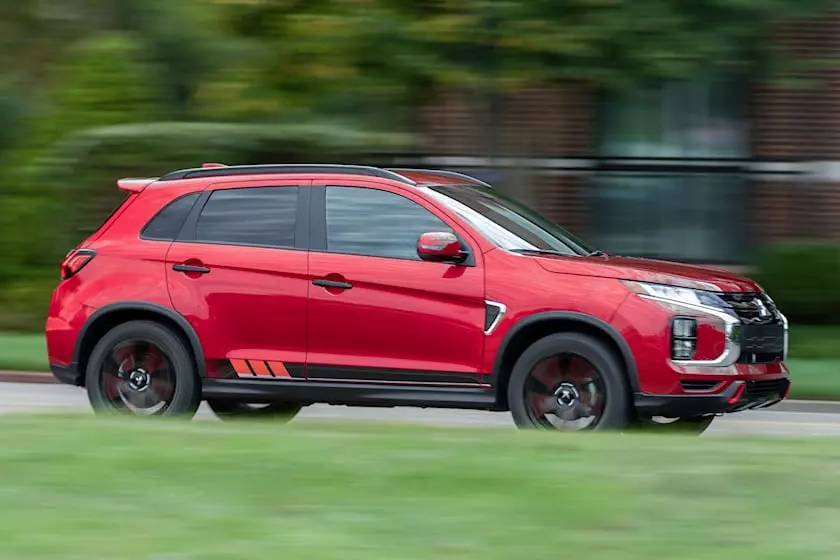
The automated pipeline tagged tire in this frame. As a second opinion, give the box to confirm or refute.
[507,332,632,431]
[630,415,715,435]
[206,400,302,422]
[85,320,201,418]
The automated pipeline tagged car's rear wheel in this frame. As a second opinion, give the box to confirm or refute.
[85,321,201,418]
[631,415,716,435]
[507,333,631,431]
[206,400,302,422]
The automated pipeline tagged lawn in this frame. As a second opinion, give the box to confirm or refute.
[2,330,838,399]
[789,325,840,360]
[1,415,840,559]
[0,332,48,371]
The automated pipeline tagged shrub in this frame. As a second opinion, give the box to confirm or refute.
[756,242,840,324]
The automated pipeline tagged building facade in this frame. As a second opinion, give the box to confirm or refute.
[388,12,840,265]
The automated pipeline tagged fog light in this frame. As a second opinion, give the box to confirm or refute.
[671,317,698,360]
[672,318,696,338]
[672,339,696,359]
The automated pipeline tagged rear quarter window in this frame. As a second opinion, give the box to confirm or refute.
[140,192,201,241]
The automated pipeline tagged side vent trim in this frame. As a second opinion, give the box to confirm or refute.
[484,301,507,335]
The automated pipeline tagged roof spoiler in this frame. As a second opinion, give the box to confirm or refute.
[117,178,158,193]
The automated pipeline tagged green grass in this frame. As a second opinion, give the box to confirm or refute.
[3,415,840,559]
[0,332,47,371]
[787,359,840,400]
[1,331,838,399]
[789,325,840,360]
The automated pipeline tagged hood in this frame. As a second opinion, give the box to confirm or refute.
[534,255,760,293]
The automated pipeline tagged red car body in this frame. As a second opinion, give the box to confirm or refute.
[46,164,790,423]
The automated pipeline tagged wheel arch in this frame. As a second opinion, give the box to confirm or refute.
[491,311,639,410]
[74,302,206,385]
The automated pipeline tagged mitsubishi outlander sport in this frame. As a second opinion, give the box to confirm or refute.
[46,164,791,433]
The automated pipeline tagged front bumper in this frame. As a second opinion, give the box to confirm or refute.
[634,377,791,417]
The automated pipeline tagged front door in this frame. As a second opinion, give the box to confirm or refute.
[166,180,310,379]
[306,182,487,386]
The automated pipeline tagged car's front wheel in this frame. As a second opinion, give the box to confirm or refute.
[206,400,302,422]
[85,321,201,418]
[507,333,632,431]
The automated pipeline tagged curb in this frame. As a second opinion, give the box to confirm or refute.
[0,371,57,384]
[772,400,840,414]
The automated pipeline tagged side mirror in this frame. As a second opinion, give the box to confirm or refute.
[417,231,466,264]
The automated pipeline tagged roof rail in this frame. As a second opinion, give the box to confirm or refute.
[158,164,416,185]
[386,168,493,189]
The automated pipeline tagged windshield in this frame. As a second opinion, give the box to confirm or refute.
[425,184,596,256]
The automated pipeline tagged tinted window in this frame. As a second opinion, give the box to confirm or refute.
[141,192,200,240]
[326,187,451,260]
[196,187,298,248]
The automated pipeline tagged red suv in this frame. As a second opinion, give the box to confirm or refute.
[46,164,790,433]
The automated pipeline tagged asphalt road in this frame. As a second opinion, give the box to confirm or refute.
[4,382,840,436]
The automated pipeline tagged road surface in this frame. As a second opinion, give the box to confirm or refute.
[3,382,840,436]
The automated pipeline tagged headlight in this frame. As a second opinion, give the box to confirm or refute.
[621,280,728,310]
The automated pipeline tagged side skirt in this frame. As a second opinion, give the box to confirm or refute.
[202,378,499,410]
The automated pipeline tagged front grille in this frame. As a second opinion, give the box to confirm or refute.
[739,324,785,364]
[742,379,788,401]
[719,292,781,325]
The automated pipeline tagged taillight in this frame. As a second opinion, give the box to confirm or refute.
[60,249,96,280]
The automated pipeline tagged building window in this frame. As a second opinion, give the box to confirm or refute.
[594,79,748,263]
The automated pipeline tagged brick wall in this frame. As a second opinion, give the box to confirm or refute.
[750,11,840,245]
[417,83,595,236]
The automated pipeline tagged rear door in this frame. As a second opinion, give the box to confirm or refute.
[305,181,487,385]
[166,179,311,379]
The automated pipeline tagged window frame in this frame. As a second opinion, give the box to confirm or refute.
[309,183,477,266]
[175,180,311,251]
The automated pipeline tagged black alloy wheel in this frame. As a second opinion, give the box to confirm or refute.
[508,333,631,431]
[86,321,201,417]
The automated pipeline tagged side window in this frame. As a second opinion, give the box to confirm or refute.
[141,192,200,241]
[326,186,452,260]
[196,186,298,248]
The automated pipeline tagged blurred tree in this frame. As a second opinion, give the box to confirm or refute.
[200,0,835,134]
[111,0,222,118]
[40,33,168,140]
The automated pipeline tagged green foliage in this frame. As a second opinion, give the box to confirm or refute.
[756,242,840,324]
[208,0,837,113]
[38,33,168,143]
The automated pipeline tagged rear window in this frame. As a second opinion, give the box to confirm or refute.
[140,192,200,241]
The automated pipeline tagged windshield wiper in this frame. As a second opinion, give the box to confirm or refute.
[587,250,607,257]
[509,248,572,257]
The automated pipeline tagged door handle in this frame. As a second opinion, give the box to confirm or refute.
[173,263,210,274]
[313,279,353,290]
